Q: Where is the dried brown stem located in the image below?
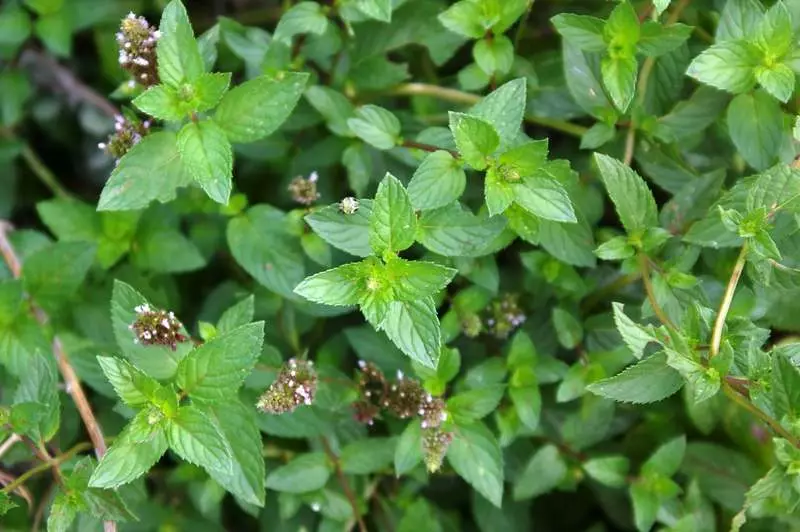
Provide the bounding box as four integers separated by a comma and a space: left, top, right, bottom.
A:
321, 437, 367, 532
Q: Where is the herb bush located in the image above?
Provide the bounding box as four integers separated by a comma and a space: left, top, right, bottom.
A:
2, 0, 800, 530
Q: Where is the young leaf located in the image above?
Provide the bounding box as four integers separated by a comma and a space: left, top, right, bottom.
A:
89, 411, 169, 488
447, 385, 505, 422
513, 178, 576, 223
407, 151, 466, 211
340, 437, 397, 474
97, 356, 161, 407
551, 14, 606, 52
22, 241, 95, 313
214, 73, 309, 143
132, 85, 184, 122
176, 321, 264, 402
265, 452, 331, 493
369, 173, 416, 254
305, 200, 374, 258
593, 153, 658, 235
293, 262, 368, 306
513, 445, 568, 500
354, 0, 393, 23
166, 405, 233, 478
642, 435, 686, 477
98, 131, 192, 211
13, 352, 59, 441
388, 258, 457, 301
587, 352, 683, 404
157, 0, 205, 87
273, 2, 328, 43
449, 112, 499, 170
381, 297, 441, 369
468, 78, 527, 148
417, 203, 507, 257
177, 119, 233, 204
601, 55, 637, 113
612, 303, 658, 358
447, 421, 504, 507
686, 41, 761, 94
584, 456, 630, 488
437, 0, 487, 39
726, 91, 784, 171
395, 419, 423, 476
216, 295, 255, 333
347, 105, 401, 150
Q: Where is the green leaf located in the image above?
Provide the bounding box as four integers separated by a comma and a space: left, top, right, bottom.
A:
552, 307, 583, 349
97, 131, 192, 211
612, 303, 657, 358
110, 280, 193, 380
0, 71, 32, 127
34, 13, 72, 57
214, 73, 309, 143
305, 86, 355, 137
513, 445, 568, 500
513, 178, 576, 223
177, 119, 233, 204
382, 297, 441, 369
449, 112, 499, 170
341, 437, 397, 474
89, 410, 169, 488
227, 205, 306, 299
354, 0, 393, 23
772, 354, 800, 420
274, 2, 328, 43
631, 482, 660, 532
22, 241, 95, 313
166, 405, 233, 478
509, 373, 541, 430
584, 456, 630, 488
473, 35, 513, 77
551, 14, 606, 52
47, 491, 77, 532
756, 63, 795, 103
448, 385, 505, 422
369, 173, 416, 254
265, 452, 331, 493
468, 78, 526, 149
746, 164, 800, 214
217, 295, 255, 333
157, 0, 205, 87
416, 203, 507, 257
642, 435, 686, 477
347, 104, 401, 150
176, 322, 264, 402
594, 153, 659, 235
191, 72, 231, 112
686, 41, 761, 94
601, 54, 637, 113
388, 258, 457, 301
407, 151, 466, 211
638, 22, 693, 57
438, 0, 489, 39
132, 85, 184, 122
130, 221, 205, 273
13, 352, 59, 441
305, 200, 373, 258
294, 262, 368, 306
395, 419, 423, 476
447, 421, 504, 507
63, 457, 136, 522
539, 216, 596, 267
96, 356, 161, 407
587, 352, 683, 404
342, 142, 372, 195
201, 400, 266, 506
726, 91, 785, 171
398, 499, 441, 532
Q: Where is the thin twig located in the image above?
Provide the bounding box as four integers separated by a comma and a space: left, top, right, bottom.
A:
321, 437, 367, 532
0, 224, 114, 531
390, 83, 588, 137
637, 254, 676, 329
20, 143, 73, 199
401, 140, 458, 157
0, 434, 21, 459
723, 383, 800, 448
709, 245, 748, 358
1, 442, 92, 495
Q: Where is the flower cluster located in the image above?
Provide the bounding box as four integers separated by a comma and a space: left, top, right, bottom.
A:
288, 172, 320, 206
352, 363, 447, 429
256, 359, 318, 414
117, 12, 160, 87
129, 303, 187, 350
485, 293, 527, 339
98, 115, 150, 162
422, 427, 454, 473
339, 197, 360, 214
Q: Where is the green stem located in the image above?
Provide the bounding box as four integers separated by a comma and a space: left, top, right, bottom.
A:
638, 253, 676, 329
2, 441, 93, 494
710, 244, 748, 358
21, 143, 73, 199
723, 383, 800, 448
390, 83, 588, 137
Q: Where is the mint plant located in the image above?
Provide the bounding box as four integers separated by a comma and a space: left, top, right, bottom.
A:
3, 0, 800, 530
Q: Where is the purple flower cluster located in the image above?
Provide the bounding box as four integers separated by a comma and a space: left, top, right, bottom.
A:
98, 115, 151, 162
288, 172, 321, 206
256, 359, 318, 414
129, 303, 187, 351
117, 12, 160, 87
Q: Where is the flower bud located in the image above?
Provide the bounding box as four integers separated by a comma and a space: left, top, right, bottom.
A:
339, 197, 360, 214
257, 359, 318, 414
422, 427, 453, 473
128, 303, 187, 350
418, 394, 447, 430
385, 371, 425, 419
288, 171, 320, 205
485, 293, 526, 339
117, 12, 159, 87
100, 115, 150, 162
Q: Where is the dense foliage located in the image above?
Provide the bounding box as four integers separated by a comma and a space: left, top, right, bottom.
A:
2, 0, 800, 530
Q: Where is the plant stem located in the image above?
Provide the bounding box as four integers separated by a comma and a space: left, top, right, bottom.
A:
390, 83, 589, 137
321, 437, 367, 532
1, 442, 92, 495
710, 244, 748, 358
0, 223, 114, 531
722, 383, 800, 448
0, 433, 20, 459
637, 253, 676, 329
401, 139, 457, 157
21, 143, 73, 199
